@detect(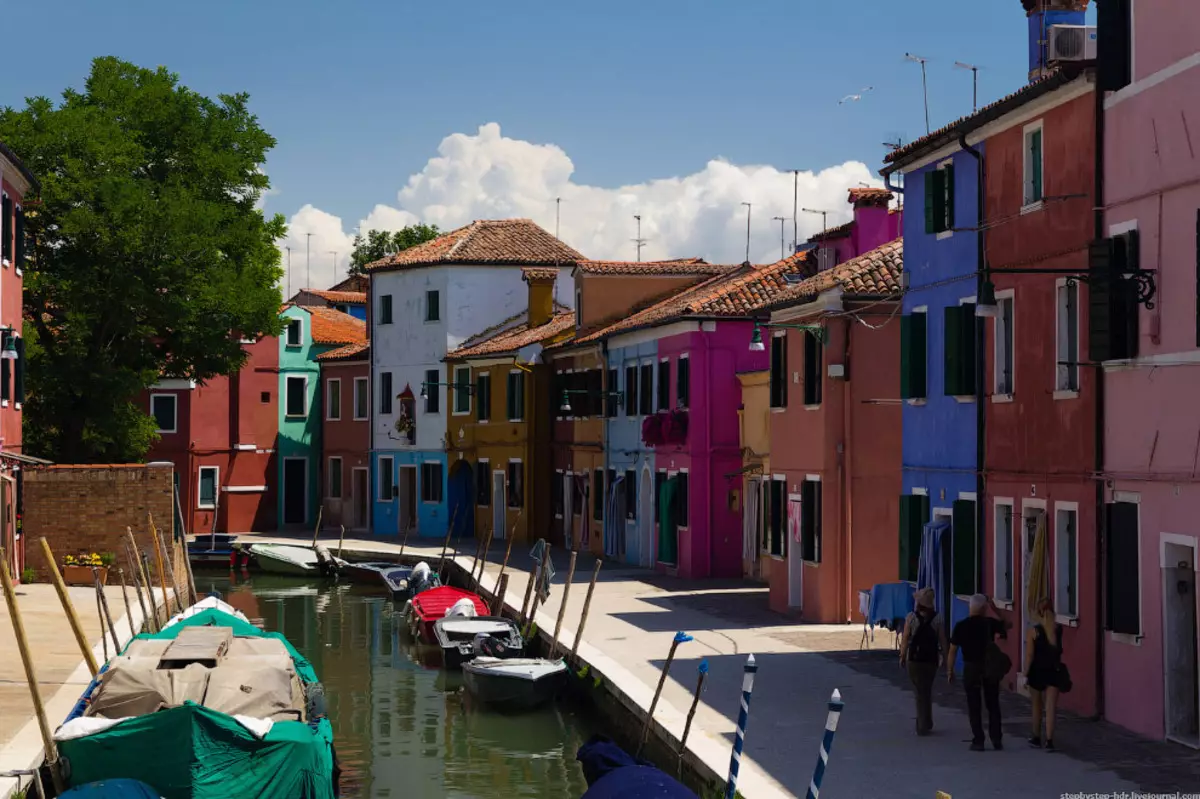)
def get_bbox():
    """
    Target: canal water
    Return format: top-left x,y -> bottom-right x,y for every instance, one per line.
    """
193,572 -> 599,799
